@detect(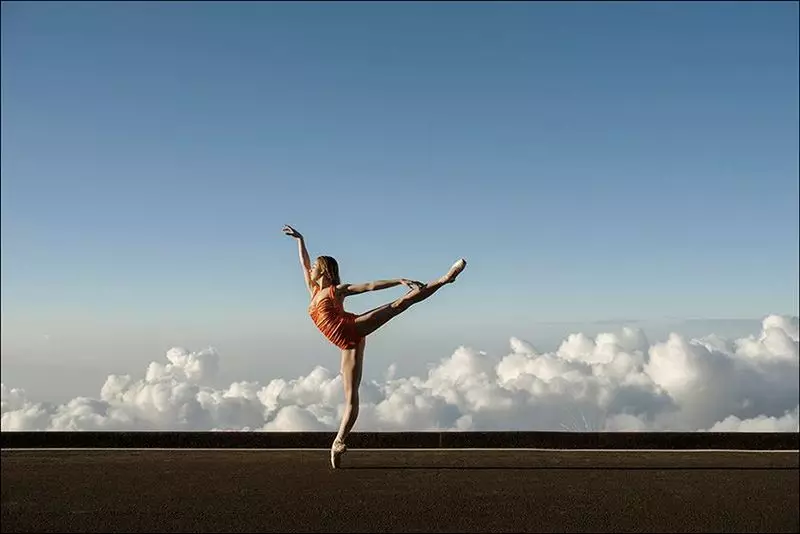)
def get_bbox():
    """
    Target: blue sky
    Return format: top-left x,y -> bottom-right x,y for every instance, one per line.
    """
1,2 -> 798,397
